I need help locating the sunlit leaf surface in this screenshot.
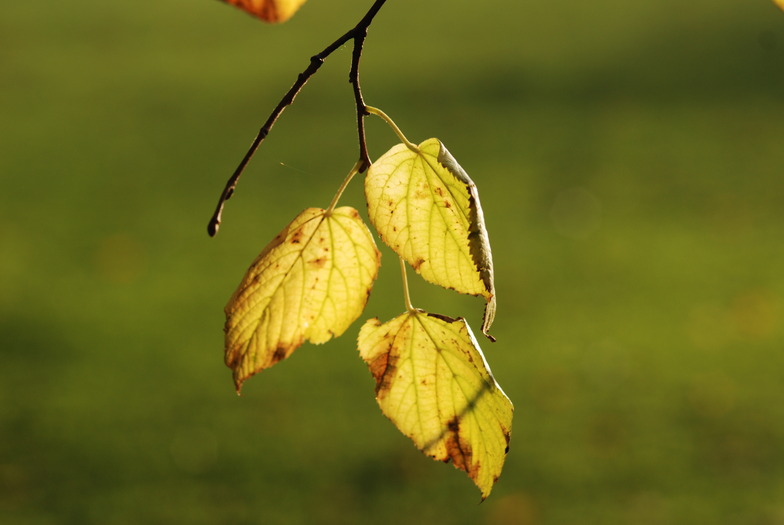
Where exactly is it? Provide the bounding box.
[219,0,308,23]
[366,139,497,338]
[225,207,380,392]
[358,311,513,499]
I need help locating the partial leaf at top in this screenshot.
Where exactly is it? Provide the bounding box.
[365,139,497,338]
[219,0,308,23]
[358,311,513,499]
[225,207,380,392]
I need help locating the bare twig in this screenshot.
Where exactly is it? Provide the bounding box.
[350,27,371,173]
[208,0,388,236]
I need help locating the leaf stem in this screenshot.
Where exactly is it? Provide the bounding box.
[207,0,389,236]
[326,160,363,214]
[366,106,419,152]
[399,257,416,313]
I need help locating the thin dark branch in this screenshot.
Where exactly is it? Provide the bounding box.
[208,0,388,236]
[350,27,370,173]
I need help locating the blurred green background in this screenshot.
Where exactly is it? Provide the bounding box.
[2,0,783,523]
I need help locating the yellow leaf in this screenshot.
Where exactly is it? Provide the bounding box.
[775,0,784,11]
[225,207,380,392]
[358,311,513,499]
[219,0,308,23]
[365,139,497,338]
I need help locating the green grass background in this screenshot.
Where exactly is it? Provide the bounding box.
[2,1,783,523]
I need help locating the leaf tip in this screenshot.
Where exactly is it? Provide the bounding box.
[481,295,497,341]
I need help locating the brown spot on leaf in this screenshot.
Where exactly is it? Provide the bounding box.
[308,257,327,268]
[368,353,388,384]
[271,346,288,364]
[444,201,452,208]
[290,230,303,244]
[444,420,477,477]
[445,433,469,470]
[427,312,459,323]
[412,258,426,271]
[368,350,398,399]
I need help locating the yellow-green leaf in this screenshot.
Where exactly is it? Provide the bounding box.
[225,207,380,392]
[365,139,496,338]
[220,0,308,23]
[358,311,513,499]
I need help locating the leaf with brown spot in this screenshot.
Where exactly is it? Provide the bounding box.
[219,0,308,23]
[365,139,497,339]
[357,311,513,499]
[225,207,380,392]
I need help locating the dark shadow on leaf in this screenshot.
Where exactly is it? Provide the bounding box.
[421,379,494,455]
